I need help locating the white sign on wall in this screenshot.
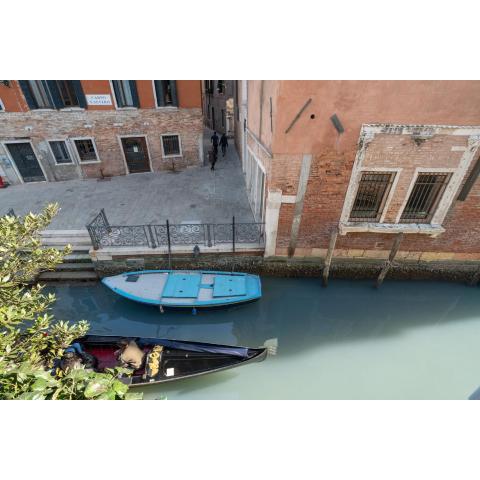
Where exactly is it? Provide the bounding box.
[86,94,112,106]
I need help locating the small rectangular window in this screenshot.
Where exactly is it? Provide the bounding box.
[349,172,394,222]
[217,81,225,94]
[73,139,98,163]
[27,80,53,108]
[162,135,181,157]
[400,173,450,223]
[49,141,72,164]
[112,80,135,107]
[56,81,79,107]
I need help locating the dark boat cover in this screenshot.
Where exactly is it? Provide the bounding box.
[139,339,250,358]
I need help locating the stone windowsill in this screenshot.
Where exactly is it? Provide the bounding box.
[339,221,445,237]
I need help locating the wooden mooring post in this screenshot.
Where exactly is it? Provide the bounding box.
[322,228,338,287]
[376,232,404,288]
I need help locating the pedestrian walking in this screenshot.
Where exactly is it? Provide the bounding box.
[220,133,228,157]
[209,149,217,171]
[211,131,219,156]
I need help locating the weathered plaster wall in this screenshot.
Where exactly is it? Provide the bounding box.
[266,81,480,259]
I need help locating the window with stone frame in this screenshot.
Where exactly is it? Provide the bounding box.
[49,141,73,164]
[400,173,450,223]
[73,139,98,163]
[349,172,395,222]
[161,135,181,157]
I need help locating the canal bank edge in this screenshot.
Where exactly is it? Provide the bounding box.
[90,250,480,283]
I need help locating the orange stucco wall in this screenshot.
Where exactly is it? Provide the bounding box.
[177,80,202,108]
[272,81,480,155]
[0,80,201,112]
[80,80,115,110]
[0,81,28,112]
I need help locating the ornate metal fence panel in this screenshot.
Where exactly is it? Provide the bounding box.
[86,209,110,250]
[87,210,265,250]
[235,222,265,244]
[163,223,208,246]
[99,225,151,248]
[213,223,234,244]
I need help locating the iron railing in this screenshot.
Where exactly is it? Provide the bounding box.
[349,172,394,222]
[400,173,450,223]
[86,209,265,251]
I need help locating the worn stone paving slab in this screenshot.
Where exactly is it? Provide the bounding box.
[0,136,255,230]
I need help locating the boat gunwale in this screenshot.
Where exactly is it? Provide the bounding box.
[77,335,267,387]
[101,270,262,307]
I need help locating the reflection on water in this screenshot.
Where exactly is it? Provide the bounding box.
[49,278,480,399]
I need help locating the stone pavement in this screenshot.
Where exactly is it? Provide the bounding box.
[0,130,255,230]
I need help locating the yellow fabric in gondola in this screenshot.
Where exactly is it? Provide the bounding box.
[144,345,163,380]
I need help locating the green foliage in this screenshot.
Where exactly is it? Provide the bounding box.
[0,205,142,400]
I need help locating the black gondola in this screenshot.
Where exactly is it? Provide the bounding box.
[73,335,267,387]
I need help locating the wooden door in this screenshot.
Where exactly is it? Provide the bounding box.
[121,137,150,174]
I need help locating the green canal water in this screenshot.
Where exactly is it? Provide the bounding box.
[49,278,480,399]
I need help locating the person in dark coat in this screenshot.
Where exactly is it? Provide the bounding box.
[220,133,228,157]
[211,131,219,155]
[210,149,218,171]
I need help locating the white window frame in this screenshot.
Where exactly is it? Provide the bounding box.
[70,137,100,164]
[339,124,480,236]
[109,80,138,110]
[47,139,76,166]
[151,81,178,110]
[1,140,48,184]
[117,134,153,174]
[160,133,182,158]
[396,167,456,224]
[348,167,402,223]
[246,146,267,222]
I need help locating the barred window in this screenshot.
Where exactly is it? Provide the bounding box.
[349,172,394,222]
[162,135,181,157]
[49,141,72,164]
[73,139,98,162]
[400,173,450,223]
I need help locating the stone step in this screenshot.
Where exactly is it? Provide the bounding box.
[40,229,92,249]
[41,229,89,238]
[38,271,98,281]
[41,237,92,246]
[49,246,91,252]
[55,262,95,271]
[64,253,92,262]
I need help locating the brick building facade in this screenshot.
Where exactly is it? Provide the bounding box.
[239,81,480,263]
[0,80,203,185]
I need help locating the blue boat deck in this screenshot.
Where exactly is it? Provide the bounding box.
[102,270,262,308]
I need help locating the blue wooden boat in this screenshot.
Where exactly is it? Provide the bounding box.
[101,270,262,309]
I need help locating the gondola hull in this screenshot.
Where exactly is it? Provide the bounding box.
[76,335,267,387]
[101,270,262,309]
